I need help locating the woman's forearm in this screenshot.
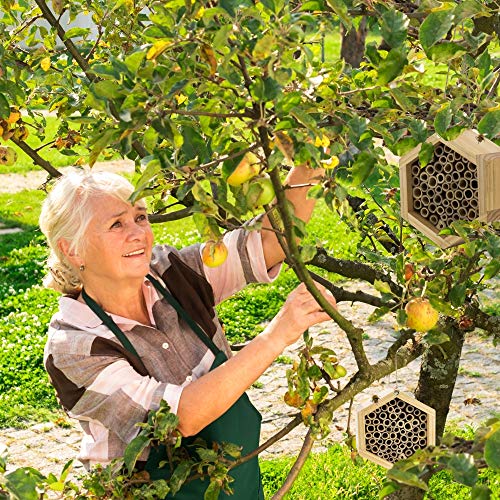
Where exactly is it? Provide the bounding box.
[261,165,325,269]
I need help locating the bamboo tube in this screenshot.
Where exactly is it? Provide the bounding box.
[421,194,430,206]
[458,207,468,218]
[419,172,429,182]
[426,164,436,176]
[436,172,445,183]
[454,190,464,200]
[435,144,444,156]
[452,171,461,181]
[468,208,478,219]
[458,178,468,189]
[420,208,430,219]
[413,199,422,210]
[444,163,454,174]
[412,187,422,199]
[445,174,454,184]
[411,164,420,176]
[463,188,474,200]
[435,205,445,215]
[446,190,455,200]
[471,179,478,190]
[412,176,420,187]
[451,200,460,209]
[446,206,455,216]
[464,170,475,180]
[455,161,465,172]
[469,198,478,208]
[429,214,439,226]
[428,203,437,213]
[428,176,438,188]
[436,220,446,230]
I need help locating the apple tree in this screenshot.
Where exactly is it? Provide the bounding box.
[1,0,499,498]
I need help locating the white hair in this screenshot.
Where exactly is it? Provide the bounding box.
[39,170,141,294]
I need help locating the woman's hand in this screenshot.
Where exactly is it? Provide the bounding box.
[267,282,337,348]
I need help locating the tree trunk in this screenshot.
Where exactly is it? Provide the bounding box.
[340,17,367,68]
[387,318,466,500]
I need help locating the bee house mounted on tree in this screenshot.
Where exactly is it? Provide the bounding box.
[357,391,436,469]
[399,130,500,248]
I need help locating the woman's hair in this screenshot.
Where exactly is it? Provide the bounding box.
[39,170,139,294]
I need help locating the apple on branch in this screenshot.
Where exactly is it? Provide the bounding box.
[225,151,260,187]
[405,297,439,332]
[201,239,228,268]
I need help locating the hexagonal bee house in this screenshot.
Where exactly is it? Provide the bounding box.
[357,391,436,468]
[400,130,500,248]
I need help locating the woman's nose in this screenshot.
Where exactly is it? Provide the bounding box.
[126,221,147,239]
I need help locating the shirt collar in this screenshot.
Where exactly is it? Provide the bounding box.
[58,278,159,330]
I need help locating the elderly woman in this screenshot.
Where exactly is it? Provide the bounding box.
[39,165,336,499]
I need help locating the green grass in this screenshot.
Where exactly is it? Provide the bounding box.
[260,444,500,499]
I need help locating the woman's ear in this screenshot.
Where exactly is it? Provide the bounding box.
[57,238,82,269]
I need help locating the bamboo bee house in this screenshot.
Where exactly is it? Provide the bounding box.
[400,130,500,248]
[357,391,436,469]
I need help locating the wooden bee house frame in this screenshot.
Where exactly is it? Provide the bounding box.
[400,130,500,248]
[357,391,436,469]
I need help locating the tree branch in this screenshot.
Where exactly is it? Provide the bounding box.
[148,207,193,223]
[271,428,314,500]
[306,247,403,297]
[10,136,62,179]
[464,304,500,341]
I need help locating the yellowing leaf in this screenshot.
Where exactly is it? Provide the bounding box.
[274,131,294,165]
[40,57,51,71]
[200,44,217,75]
[321,155,339,170]
[314,134,330,148]
[175,94,188,105]
[146,41,171,61]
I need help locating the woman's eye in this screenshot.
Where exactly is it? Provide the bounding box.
[136,214,148,222]
[110,220,122,229]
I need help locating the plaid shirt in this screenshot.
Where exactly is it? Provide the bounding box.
[44,228,281,468]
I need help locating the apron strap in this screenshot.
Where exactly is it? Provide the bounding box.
[81,288,150,374]
[147,273,220,356]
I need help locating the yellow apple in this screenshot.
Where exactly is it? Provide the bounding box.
[332,364,347,379]
[405,297,439,332]
[247,176,275,208]
[201,240,228,267]
[226,152,260,187]
[0,146,17,166]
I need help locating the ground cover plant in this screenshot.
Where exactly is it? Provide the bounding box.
[1,0,499,499]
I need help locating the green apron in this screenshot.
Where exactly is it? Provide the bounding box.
[82,273,263,499]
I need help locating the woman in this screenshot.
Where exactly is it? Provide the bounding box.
[39,165,337,498]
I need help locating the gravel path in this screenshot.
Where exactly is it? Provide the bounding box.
[0,164,498,484]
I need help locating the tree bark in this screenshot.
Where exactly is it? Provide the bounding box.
[387,318,466,500]
[340,17,367,68]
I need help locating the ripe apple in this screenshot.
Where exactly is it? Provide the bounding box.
[201,239,228,267]
[405,297,439,332]
[226,152,260,187]
[0,146,17,166]
[247,176,275,208]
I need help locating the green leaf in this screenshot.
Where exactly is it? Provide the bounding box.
[64,27,91,39]
[368,306,391,323]
[484,426,500,469]
[387,468,428,490]
[427,42,467,63]
[379,481,400,498]
[89,129,119,166]
[380,10,409,48]
[123,433,150,472]
[449,283,467,307]
[434,105,453,139]
[419,9,455,50]
[5,467,46,500]
[325,0,352,29]
[169,461,191,495]
[377,48,408,85]
[374,279,392,295]
[397,309,407,327]
[446,453,478,486]
[204,479,222,500]
[418,142,434,168]
[477,110,500,139]
[484,260,500,280]
[124,51,146,74]
[351,152,376,186]
[423,330,449,346]
[92,80,123,99]
[471,485,492,500]
[454,0,484,22]
[0,92,10,119]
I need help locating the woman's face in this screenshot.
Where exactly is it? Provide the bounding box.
[81,194,154,285]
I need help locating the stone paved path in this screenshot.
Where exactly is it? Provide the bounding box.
[1,285,498,479]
